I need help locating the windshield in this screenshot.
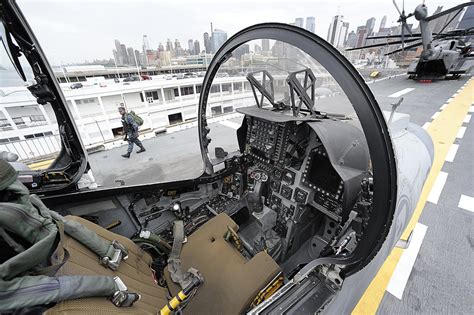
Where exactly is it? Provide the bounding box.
[205,39,360,162]
[0,40,61,170]
[3,0,404,191]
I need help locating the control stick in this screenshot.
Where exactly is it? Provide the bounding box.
[248,180,265,213]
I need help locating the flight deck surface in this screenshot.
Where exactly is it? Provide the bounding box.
[86,74,473,314]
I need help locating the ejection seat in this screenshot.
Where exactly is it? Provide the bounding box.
[46,213,281,314]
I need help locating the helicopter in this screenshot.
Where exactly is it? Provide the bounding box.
[347,1,474,80]
[1,0,435,313]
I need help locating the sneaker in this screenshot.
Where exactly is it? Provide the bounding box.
[137,148,146,153]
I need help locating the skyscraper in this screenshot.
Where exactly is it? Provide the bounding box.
[194,40,201,55]
[356,26,368,48]
[127,47,135,65]
[119,44,129,65]
[142,35,150,51]
[262,39,270,51]
[233,44,249,60]
[211,29,227,53]
[203,32,211,53]
[327,15,348,47]
[306,17,316,33]
[341,22,349,46]
[166,39,173,51]
[134,50,142,66]
[114,40,125,65]
[379,15,387,31]
[346,31,357,48]
[294,17,304,28]
[188,39,194,54]
[174,39,181,50]
[158,43,164,52]
[365,17,376,36]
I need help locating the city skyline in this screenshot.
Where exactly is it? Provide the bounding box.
[14,0,467,64]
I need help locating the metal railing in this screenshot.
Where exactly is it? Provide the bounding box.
[0,134,61,163]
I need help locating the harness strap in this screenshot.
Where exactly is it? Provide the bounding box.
[167,221,203,289]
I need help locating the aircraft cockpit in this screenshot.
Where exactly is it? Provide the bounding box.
[2,8,417,313]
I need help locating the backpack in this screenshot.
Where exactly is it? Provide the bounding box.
[129,111,144,126]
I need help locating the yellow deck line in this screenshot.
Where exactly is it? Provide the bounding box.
[352,78,474,315]
[27,158,54,170]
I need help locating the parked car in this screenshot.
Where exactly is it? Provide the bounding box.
[123,76,140,82]
[70,82,83,89]
[141,75,152,80]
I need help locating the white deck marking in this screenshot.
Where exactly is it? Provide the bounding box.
[422,122,430,130]
[469,106,474,113]
[428,171,448,204]
[431,112,440,119]
[388,88,415,98]
[447,97,454,103]
[445,144,459,163]
[458,195,474,213]
[219,120,240,130]
[456,126,466,139]
[440,104,448,110]
[386,223,428,300]
[463,115,471,124]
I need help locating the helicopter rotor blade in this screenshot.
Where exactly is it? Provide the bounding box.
[367,33,423,40]
[426,2,474,22]
[385,41,423,55]
[345,37,421,51]
[433,8,463,40]
[393,0,402,17]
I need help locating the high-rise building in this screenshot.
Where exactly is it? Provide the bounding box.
[114,40,125,65]
[356,26,368,48]
[203,32,211,53]
[194,40,201,55]
[294,17,304,28]
[254,44,262,53]
[142,35,150,51]
[211,29,227,53]
[188,39,194,54]
[127,47,135,65]
[134,50,142,66]
[174,39,181,50]
[341,22,349,46]
[166,39,173,51]
[112,49,119,65]
[327,15,348,47]
[119,44,129,65]
[233,44,250,60]
[174,39,182,57]
[365,17,376,36]
[379,16,387,32]
[158,43,164,52]
[262,39,270,51]
[345,31,357,48]
[306,17,316,33]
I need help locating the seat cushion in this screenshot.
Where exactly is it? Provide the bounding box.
[45,216,168,314]
[164,213,281,314]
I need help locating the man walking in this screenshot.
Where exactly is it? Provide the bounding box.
[119,106,146,158]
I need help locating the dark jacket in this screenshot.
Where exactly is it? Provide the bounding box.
[121,113,138,136]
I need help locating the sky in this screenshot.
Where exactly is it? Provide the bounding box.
[13,0,467,65]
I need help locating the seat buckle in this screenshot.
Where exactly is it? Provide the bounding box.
[101,240,129,271]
